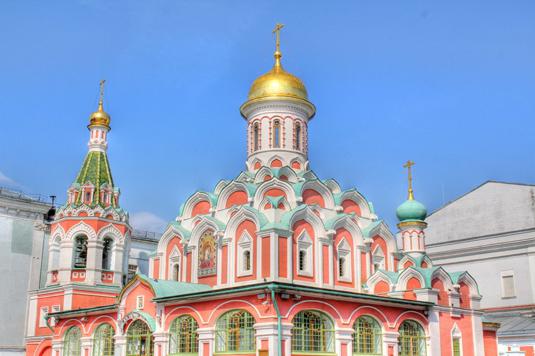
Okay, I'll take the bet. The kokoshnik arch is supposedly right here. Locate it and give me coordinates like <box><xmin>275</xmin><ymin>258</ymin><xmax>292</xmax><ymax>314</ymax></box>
<box><xmin>25</xmin><ymin>25</ymin><xmax>500</xmax><ymax>356</ymax></box>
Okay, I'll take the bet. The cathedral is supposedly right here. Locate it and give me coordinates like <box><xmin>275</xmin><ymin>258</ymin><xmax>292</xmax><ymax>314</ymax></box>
<box><xmin>26</xmin><ymin>26</ymin><xmax>500</xmax><ymax>356</ymax></box>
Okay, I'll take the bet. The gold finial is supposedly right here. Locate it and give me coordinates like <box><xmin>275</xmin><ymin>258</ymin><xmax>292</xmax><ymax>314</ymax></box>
<box><xmin>98</xmin><ymin>79</ymin><xmax>106</xmax><ymax>111</ymax></box>
<box><xmin>403</xmin><ymin>160</ymin><xmax>415</xmax><ymax>200</ymax></box>
<box><xmin>272</xmin><ymin>23</ymin><xmax>284</xmax><ymax>68</ymax></box>
<box><xmin>89</xmin><ymin>79</ymin><xmax>111</xmax><ymax>129</ymax></box>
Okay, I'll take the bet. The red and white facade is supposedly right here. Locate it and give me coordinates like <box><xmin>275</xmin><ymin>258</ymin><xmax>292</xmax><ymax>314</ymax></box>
<box><xmin>26</xmin><ymin>41</ymin><xmax>499</xmax><ymax>356</ymax></box>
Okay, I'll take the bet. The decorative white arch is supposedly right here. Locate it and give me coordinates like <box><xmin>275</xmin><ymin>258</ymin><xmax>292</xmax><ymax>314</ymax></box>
<box><xmin>300</xmin><ymin>180</ymin><xmax>336</xmax><ymax>209</ymax></box>
<box><xmin>254</xmin><ymin>167</ymin><xmax>274</xmax><ymax>184</ymax></box>
<box><xmin>181</xmin><ymin>191</ymin><xmax>213</xmax><ymax>219</ymax></box>
<box><xmin>215</xmin><ymin>181</ymin><xmax>250</xmax><ymax>211</ymax></box>
<box><xmin>97</xmin><ymin>223</ymin><xmax>124</xmax><ymax>243</ymax></box>
<box><xmin>329</xmin><ymin>215</ymin><xmax>365</xmax><ymax>246</ymax></box>
<box><xmin>287</xmin><ymin>206</ymin><xmax>326</xmax><ymax>240</ymax></box>
<box><xmin>430</xmin><ymin>267</ymin><xmax>454</xmax><ymax>290</ymax></box>
<box><xmin>339</xmin><ymin>190</ymin><xmax>372</xmax><ymax>218</ymax></box>
<box><xmin>366</xmin><ymin>270</ymin><xmax>393</xmax><ymax>294</ymax></box>
<box><xmin>253</xmin><ymin>179</ymin><xmax>296</xmax><ymax>210</ymax></box>
<box><xmin>65</xmin><ymin>221</ymin><xmax>97</xmax><ymax>241</ymax></box>
<box><xmin>396</xmin><ymin>267</ymin><xmax>426</xmax><ymax>291</ymax></box>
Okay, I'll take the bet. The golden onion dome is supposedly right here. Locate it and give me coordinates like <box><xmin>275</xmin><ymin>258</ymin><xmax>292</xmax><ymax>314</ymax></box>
<box><xmin>88</xmin><ymin>101</ymin><xmax>111</xmax><ymax>129</ymax></box>
<box><xmin>241</xmin><ymin>24</ymin><xmax>315</xmax><ymax>118</ymax></box>
<box><xmin>88</xmin><ymin>80</ymin><xmax>111</xmax><ymax>129</ymax></box>
<box><xmin>247</xmin><ymin>52</ymin><xmax>309</xmax><ymax>102</ymax></box>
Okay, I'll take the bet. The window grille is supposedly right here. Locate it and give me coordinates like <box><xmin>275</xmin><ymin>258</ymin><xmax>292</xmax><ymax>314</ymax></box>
<box><xmin>244</xmin><ymin>251</ymin><xmax>251</xmax><ymax>271</ymax></box>
<box><xmin>253</xmin><ymin>123</ymin><xmax>259</xmax><ymax>151</ymax></box>
<box><xmin>102</xmin><ymin>238</ymin><xmax>113</xmax><ymax>270</ymax></box>
<box><xmin>93</xmin><ymin>323</ymin><xmax>115</xmax><ymax>356</ymax></box>
<box><xmin>73</xmin><ymin>236</ymin><xmax>88</xmax><ymax>269</ymax></box>
<box><xmin>295</xmin><ymin>123</ymin><xmax>301</xmax><ymax>150</ymax></box>
<box><xmin>339</xmin><ymin>257</ymin><xmax>345</xmax><ymax>277</ymax></box>
<box><xmin>353</xmin><ymin>316</ymin><xmax>382</xmax><ymax>355</ymax></box>
<box><xmin>398</xmin><ymin>320</ymin><xmax>426</xmax><ymax>356</ymax></box>
<box><xmin>169</xmin><ymin>315</ymin><xmax>198</xmax><ymax>355</ymax></box>
<box><xmin>172</xmin><ymin>263</ymin><xmax>180</xmax><ymax>281</ymax></box>
<box><xmin>298</xmin><ymin>250</ymin><xmax>306</xmax><ymax>272</ymax></box>
<box><xmin>452</xmin><ymin>338</ymin><xmax>461</xmax><ymax>356</ymax></box>
<box><xmin>126</xmin><ymin>320</ymin><xmax>153</xmax><ymax>356</ymax></box>
<box><xmin>64</xmin><ymin>326</ymin><xmax>82</xmax><ymax>356</ymax></box>
<box><xmin>292</xmin><ymin>310</ymin><xmax>335</xmax><ymax>353</ymax></box>
<box><xmin>215</xmin><ymin>310</ymin><xmax>255</xmax><ymax>352</ymax></box>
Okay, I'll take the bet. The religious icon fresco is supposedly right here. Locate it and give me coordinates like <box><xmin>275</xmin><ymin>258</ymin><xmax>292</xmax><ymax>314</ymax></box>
<box><xmin>198</xmin><ymin>230</ymin><xmax>217</xmax><ymax>276</ymax></box>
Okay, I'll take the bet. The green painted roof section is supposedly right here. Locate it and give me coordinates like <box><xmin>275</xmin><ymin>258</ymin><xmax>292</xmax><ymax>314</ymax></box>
<box><xmin>133</xmin><ymin>310</ymin><xmax>157</xmax><ymax>331</ymax></box>
<box><xmin>168</xmin><ymin>221</ymin><xmax>192</xmax><ymax>240</ymax></box>
<box><xmin>396</xmin><ymin>199</ymin><xmax>427</xmax><ymax>222</ymax></box>
<box><xmin>267</xmin><ymin>196</ymin><xmax>284</xmax><ymax>208</ymax></box>
<box><xmin>137</xmin><ymin>274</ymin><xmax>212</xmax><ymax>298</ymax></box>
<box><xmin>72</xmin><ymin>151</ymin><xmax>117</xmax><ymax>208</ymax></box>
<box><xmin>362</xmin><ymin>220</ymin><xmax>383</xmax><ymax>238</ymax></box>
<box><xmin>324</xmin><ymin>213</ymin><xmax>353</xmax><ymax>230</ymax></box>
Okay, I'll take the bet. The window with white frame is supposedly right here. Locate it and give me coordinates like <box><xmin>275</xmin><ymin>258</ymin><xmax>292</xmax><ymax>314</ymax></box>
<box><xmin>237</xmin><ymin>232</ymin><xmax>253</xmax><ymax>276</ymax></box>
<box><xmin>372</xmin><ymin>248</ymin><xmax>385</xmax><ymax>272</ymax></box>
<box><xmin>136</xmin><ymin>295</ymin><xmax>144</xmax><ymax>310</ymax></box>
<box><xmin>337</xmin><ymin>239</ymin><xmax>351</xmax><ymax>281</ymax></box>
<box><xmin>451</xmin><ymin>324</ymin><xmax>463</xmax><ymax>356</ymax></box>
<box><xmin>501</xmin><ymin>271</ymin><xmax>516</xmax><ymax>298</ymax></box>
<box><xmin>297</xmin><ymin>231</ymin><xmax>313</xmax><ymax>276</ymax></box>
<box><xmin>169</xmin><ymin>247</ymin><xmax>181</xmax><ymax>281</ymax></box>
<box><xmin>39</xmin><ymin>306</ymin><xmax>49</xmax><ymax>328</ymax></box>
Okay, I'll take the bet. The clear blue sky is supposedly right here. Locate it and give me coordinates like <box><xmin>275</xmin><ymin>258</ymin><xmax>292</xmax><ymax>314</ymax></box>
<box><xmin>1</xmin><ymin>1</ymin><xmax>534</xmax><ymax>232</ymax></box>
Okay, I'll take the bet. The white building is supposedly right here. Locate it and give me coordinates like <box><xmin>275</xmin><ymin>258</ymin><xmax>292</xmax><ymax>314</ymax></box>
<box><xmin>0</xmin><ymin>188</ymin><xmax>53</xmax><ymax>356</ymax></box>
<box><xmin>426</xmin><ymin>181</ymin><xmax>535</xmax><ymax>355</ymax></box>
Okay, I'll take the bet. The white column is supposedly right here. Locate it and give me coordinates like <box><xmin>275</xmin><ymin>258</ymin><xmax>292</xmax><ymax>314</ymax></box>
<box><xmin>113</xmin><ymin>244</ymin><xmax>125</xmax><ymax>285</ymax></box>
<box><xmin>52</xmin><ymin>339</ymin><xmax>63</xmax><ymax>356</ymax></box>
<box><xmin>153</xmin><ymin>332</ymin><xmax>169</xmax><ymax>356</ymax></box>
<box><xmin>255</xmin><ymin>322</ymin><xmax>278</xmax><ymax>356</ymax></box>
<box><xmin>472</xmin><ymin>312</ymin><xmax>485</xmax><ymax>356</ymax></box>
<box><xmin>81</xmin><ymin>336</ymin><xmax>92</xmax><ymax>356</ymax></box>
<box><xmin>59</xmin><ymin>241</ymin><xmax>74</xmax><ymax>284</ymax></box>
<box><xmin>335</xmin><ymin>327</ymin><xmax>353</xmax><ymax>356</ymax></box>
<box><xmin>383</xmin><ymin>331</ymin><xmax>399</xmax><ymax>356</ymax></box>
<box><xmin>197</xmin><ymin>327</ymin><xmax>215</xmax><ymax>356</ymax></box>
<box><xmin>428</xmin><ymin>308</ymin><xmax>441</xmax><ymax>356</ymax></box>
<box><xmin>86</xmin><ymin>239</ymin><xmax>102</xmax><ymax>285</ymax></box>
<box><xmin>114</xmin><ymin>334</ymin><xmax>127</xmax><ymax>356</ymax></box>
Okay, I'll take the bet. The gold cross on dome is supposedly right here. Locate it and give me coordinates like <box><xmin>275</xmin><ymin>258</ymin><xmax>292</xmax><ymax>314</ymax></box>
<box><xmin>99</xmin><ymin>79</ymin><xmax>106</xmax><ymax>104</ymax></box>
<box><xmin>272</xmin><ymin>23</ymin><xmax>284</xmax><ymax>52</ymax></box>
<box><xmin>403</xmin><ymin>160</ymin><xmax>415</xmax><ymax>200</ymax></box>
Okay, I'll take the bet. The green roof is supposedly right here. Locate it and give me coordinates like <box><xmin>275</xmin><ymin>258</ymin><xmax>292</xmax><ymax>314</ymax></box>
<box><xmin>72</xmin><ymin>151</ymin><xmax>116</xmax><ymax>208</ymax></box>
<box><xmin>137</xmin><ymin>274</ymin><xmax>211</xmax><ymax>298</ymax></box>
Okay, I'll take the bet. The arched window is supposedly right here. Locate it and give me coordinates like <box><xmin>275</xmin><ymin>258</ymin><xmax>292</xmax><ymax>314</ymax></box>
<box><xmin>398</xmin><ymin>320</ymin><xmax>426</xmax><ymax>356</ymax></box>
<box><xmin>127</xmin><ymin>320</ymin><xmax>153</xmax><ymax>356</ymax></box>
<box><xmin>353</xmin><ymin>316</ymin><xmax>382</xmax><ymax>355</ymax></box>
<box><xmin>273</xmin><ymin>120</ymin><xmax>281</xmax><ymax>148</ymax></box>
<box><xmin>243</xmin><ymin>251</ymin><xmax>251</xmax><ymax>271</ymax></box>
<box><xmin>169</xmin><ymin>315</ymin><xmax>198</xmax><ymax>355</ymax></box>
<box><xmin>102</xmin><ymin>238</ymin><xmax>113</xmax><ymax>270</ymax></box>
<box><xmin>339</xmin><ymin>256</ymin><xmax>346</xmax><ymax>277</ymax></box>
<box><xmin>253</xmin><ymin>122</ymin><xmax>260</xmax><ymax>151</ymax></box>
<box><xmin>297</xmin><ymin>231</ymin><xmax>313</xmax><ymax>276</ymax></box>
<box><xmin>73</xmin><ymin>235</ymin><xmax>88</xmax><ymax>269</ymax></box>
<box><xmin>215</xmin><ymin>310</ymin><xmax>255</xmax><ymax>352</ymax></box>
<box><xmin>172</xmin><ymin>263</ymin><xmax>180</xmax><ymax>281</ymax></box>
<box><xmin>64</xmin><ymin>326</ymin><xmax>82</xmax><ymax>356</ymax></box>
<box><xmin>93</xmin><ymin>323</ymin><xmax>114</xmax><ymax>356</ymax></box>
<box><xmin>295</xmin><ymin>122</ymin><xmax>302</xmax><ymax>150</ymax></box>
<box><xmin>292</xmin><ymin>310</ymin><xmax>335</xmax><ymax>353</ymax></box>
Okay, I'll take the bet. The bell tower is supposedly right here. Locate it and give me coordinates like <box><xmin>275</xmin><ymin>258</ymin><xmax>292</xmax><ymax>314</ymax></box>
<box><xmin>240</xmin><ymin>24</ymin><xmax>316</xmax><ymax>172</ymax></box>
<box><xmin>46</xmin><ymin>81</ymin><xmax>131</xmax><ymax>289</ymax></box>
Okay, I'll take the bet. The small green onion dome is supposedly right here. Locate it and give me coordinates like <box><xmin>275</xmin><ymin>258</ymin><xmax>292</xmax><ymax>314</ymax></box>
<box><xmin>396</xmin><ymin>199</ymin><xmax>427</xmax><ymax>222</ymax></box>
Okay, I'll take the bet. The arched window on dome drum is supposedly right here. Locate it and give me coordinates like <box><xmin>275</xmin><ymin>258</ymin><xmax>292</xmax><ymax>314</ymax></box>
<box><xmin>398</xmin><ymin>320</ymin><xmax>426</xmax><ymax>356</ymax></box>
<box><xmin>253</xmin><ymin>122</ymin><xmax>259</xmax><ymax>151</ymax></box>
<box><xmin>292</xmin><ymin>310</ymin><xmax>335</xmax><ymax>353</ymax></box>
<box><xmin>126</xmin><ymin>320</ymin><xmax>153</xmax><ymax>356</ymax></box>
<box><xmin>169</xmin><ymin>315</ymin><xmax>198</xmax><ymax>355</ymax></box>
<box><xmin>73</xmin><ymin>235</ymin><xmax>88</xmax><ymax>269</ymax></box>
<box><xmin>273</xmin><ymin>120</ymin><xmax>281</xmax><ymax>148</ymax></box>
<box><xmin>295</xmin><ymin>122</ymin><xmax>301</xmax><ymax>150</ymax></box>
<box><xmin>93</xmin><ymin>323</ymin><xmax>114</xmax><ymax>356</ymax></box>
<box><xmin>64</xmin><ymin>326</ymin><xmax>82</xmax><ymax>356</ymax></box>
<box><xmin>353</xmin><ymin>316</ymin><xmax>382</xmax><ymax>355</ymax></box>
<box><xmin>102</xmin><ymin>237</ymin><xmax>113</xmax><ymax>270</ymax></box>
<box><xmin>215</xmin><ymin>310</ymin><xmax>255</xmax><ymax>353</ymax></box>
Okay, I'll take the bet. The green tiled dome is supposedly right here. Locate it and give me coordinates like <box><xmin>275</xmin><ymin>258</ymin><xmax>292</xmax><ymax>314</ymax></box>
<box><xmin>396</xmin><ymin>199</ymin><xmax>427</xmax><ymax>222</ymax></box>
